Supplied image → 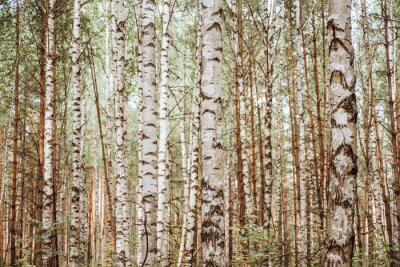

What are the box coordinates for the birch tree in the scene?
[43,0,56,263]
[325,0,357,265]
[184,15,202,267]
[70,0,84,264]
[200,0,225,265]
[140,0,158,264]
[156,0,171,265]
[114,0,130,264]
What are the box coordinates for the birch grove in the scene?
[1,0,400,266]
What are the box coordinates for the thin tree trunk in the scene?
[383,1,400,254]
[184,17,201,266]
[69,0,84,264]
[35,6,46,265]
[43,0,56,263]
[135,0,144,265]
[114,0,130,264]
[325,0,357,265]
[237,0,252,217]
[263,0,273,232]
[140,0,158,264]
[10,0,20,264]
[311,0,325,240]
[157,0,171,265]
[200,0,225,264]
[232,0,245,228]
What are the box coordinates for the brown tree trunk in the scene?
[10,0,20,264]
[311,0,325,238]
[383,1,400,255]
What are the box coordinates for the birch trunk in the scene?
[136,0,144,265]
[43,0,56,263]
[140,0,158,264]
[200,0,225,264]
[114,0,130,264]
[263,0,273,230]
[157,0,171,265]
[70,0,84,264]
[325,0,357,265]
[237,0,252,217]
[177,66,189,267]
[184,19,201,266]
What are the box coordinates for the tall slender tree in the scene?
[156,0,171,265]
[70,0,84,264]
[184,14,202,266]
[114,0,130,264]
[200,0,225,265]
[10,0,20,265]
[43,0,57,263]
[325,0,357,265]
[140,0,158,264]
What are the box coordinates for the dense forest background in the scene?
[0,0,400,266]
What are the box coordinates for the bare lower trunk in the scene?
[140,0,158,264]
[43,0,56,263]
[325,1,357,265]
[114,0,130,263]
[69,0,84,264]
[184,18,201,266]
[157,1,171,265]
[200,0,225,265]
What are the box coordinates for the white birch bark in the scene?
[200,0,225,264]
[136,0,144,265]
[69,0,84,264]
[183,18,202,267]
[114,0,130,264]
[156,0,171,265]
[140,0,158,264]
[325,0,357,265]
[43,0,56,263]
[177,60,190,267]
[263,0,274,229]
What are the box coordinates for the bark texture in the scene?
[325,0,357,265]
[156,0,171,265]
[43,0,56,263]
[200,0,225,265]
[140,0,158,264]
[70,0,85,264]
[114,0,130,264]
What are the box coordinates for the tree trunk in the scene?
[69,0,84,264]
[140,0,158,264]
[200,0,225,265]
[311,0,325,240]
[135,0,144,265]
[232,0,245,228]
[325,0,357,265]
[263,0,273,232]
[184,16,201,266]
[157,0,171,265]
[43,0,56,263]
[114,0,130,264]
[10,0,20,264]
